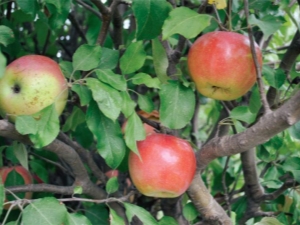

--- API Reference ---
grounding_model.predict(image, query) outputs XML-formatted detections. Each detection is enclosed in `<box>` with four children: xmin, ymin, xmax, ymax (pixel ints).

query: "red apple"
<box><xmin>0</xmin><ymin>166</ymin><xmax>33</xmax><ymax>209</ymax></box>
<box><xmin>105</xmin><ymin>170</ymin><xmax>119</xmax><ymax>178</ymax></box>
<box><xmin>128</xmin><ymin>133</ymin><xmax>196</xmax><ymax>198</ymax></box>
<box><xmin>0</xmin><ymin>55</ymin><xmax>68</xmax><ymax>122</ymax></box>
<box><xmin>187</xmin><ymin>31</ymin><xmax>262</xmax><ymax>101</ymax></box>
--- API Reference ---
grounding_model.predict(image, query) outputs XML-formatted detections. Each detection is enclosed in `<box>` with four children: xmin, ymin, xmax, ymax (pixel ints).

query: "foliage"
<box><xmin>0</xmin><ymin>0</ymin><xmax>300</xmax><ymax>224</ymax></box>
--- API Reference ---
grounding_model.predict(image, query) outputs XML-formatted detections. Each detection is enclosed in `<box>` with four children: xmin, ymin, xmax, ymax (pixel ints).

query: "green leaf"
<box><xmin>124</xmin><ymin>202</ymin><xmax>158</xmax><ymax>225</ymax></box>
<box><xmin>138</xmin><ymin>94</ymin><xmax>155</xmax><ymax>113</ymax></box>
<box><xmin>124</xmin><ymin>112</ymin><xmax>146</xmax><ymax>155</ymax></box>
<box><xmin>230</xmin><ymin>106</ymin><xmax>256</xmax><ymax>124</ymax></box>
<box><xmin>59</xmin><ymin>61</ymin><xmax>81</xmax><ymax>80</ymax></box>
<box><xmin>62</xmin><ymin>107</ymin><xmax>86</xmax><ymax>132</ymax></box>
<box><xmin>249</xmin><ymin>14</ymin><xmax>285</xmax><ymax>40</ymax></box>
<box><xmin>254</xmin><ymin>217</ymin><xmax>284</xmax><ymax>225</ymax></box>
<box><xmin>282</xmin><ymin>157</ymin><xmax>300</xmax><ymax>182</ymax></box>
<box><xmin>132</xmin><ymin>73</ymin><xmax>161</xmax><ymax>89</ymax></box>
<box><xmin>73</xmin><ymin>44</ymin><xmax>102</xmax><ymax>71</ymax></box>
<box><xmin>106</xmin><ymin>177</ymin><xmax>119</xmax><ymax>194</ymax></box>
<box><xmin>162</xmin><ymin>7</ymin><xmax>212</xmax><ymax>40</ymax></box>
<box><xmin>66</xmin><ymin>213</ymin><xmax>92</xmax><ymax>225</ymax></box>
<box><xmin>30</xmin><ymin>160</ymin><xmax>49</xmax><ymax>183</ymax></box>
<box><xmin>159</xmin><ymin>81</ymin><xmax>195</xmax><ymax>129</ymax></box>
<box><xmin>120</xmin><ymin>41</ymin><xmax>146</xmax><ymax>74</ymax></box>
<box><xmin>152</xmin><ymin>38</ymin><xmax>169</xmax><ymax>83</ymax></box>
<box><xmin>289</xmin><ymin>120</ymin><xmax>300</xmax><ymax>139</ymax></box>
<box><xmin>0</xmin><ymin>51</ymin><xmax>6</xmax><ymax>79</ymax></box>
<box><xmin>15</xmin><ymin>115</ymin><xmax>38</xmax><ymax>135</ymax></box>
<box><xmin>249</xmin><ymin>85</ymin><xmax>262</xmax><ymax>114</ymax></box>
<box><xmin>46</xmin><ymin>0</ymin><xmax>71</xmax><ymax>29</ymax></box>
<box><xmin>132</xmin><ymin>0</ymin><xmax>172</xmax><ymax>40</ymax></box>
<box><xmin>120</xmin><ymin>91</ymin><xmax>136</xmax><ymax>118</ymax></box>
<box><xmin>86</xmin><ymin>101</ymin><xmax>126</xmax><ymax>169</ymax></box>
<box><xmin>109</xmin><ymin>207</ymin><xmax>126</xmax><ymax>225</ymax></box>
<box><xmin>263</xmin><ymin>66</ymin><xmax>286</xmax><ymax>89</ymax></box>
<box><xmin>0</xmin><ymin>26</ymin><xmax>15</xmax><ymax>47</ymax></box>
<box><xmin>22</xmin><ymin>197</ymin><xmax>68</xmax><ymax>224</ymax></box>
<box><xmin>73</xmin><ymin>186</ymin><xmax>83</xmax><ymax>195</ymax></box>
<box><xmin>158</xmin><ymin>216</ymin><xmax>178</xmax><ymax>225</ymax></box>
<box><xmin>98</xmin><ymin>47</ymin><xmax>119</xmax><ymax>69</ymax></box>
<box><xmin>183</xmin><ymin>202</ymin><xmax>198</xmax><ymax>221</ymax></box>
<box><xmin>71</xmin><ymin>84</ymin><xmax>92</xmax><ymax>106</ymax></box>
<box><xmin>30</xmin><ymin>104</ymin><xmax>60</xmax><ymax>148</ymax></box>
<box><xmin>5</xmin><ymin>170</ymin><xmax>26</xmax><ymax>200</ymax></box>
<box><xmin>16</xmin><ymin>0</ymin><xmax>37</xmax><ymax>16</ymax></box>
<box><xmin>87</xmin><ymin>78</ymin><xmax>122</xmax><ymax>121</ymax></box>
<box><xmin>264</xmin><ymin>166</ymin><xmax>278</xmax><ymax>181</ymax></box>
<box><xmin>12</xmin><ymin>142</ymin><xmax>28</xmax><ymax>170</ymax></box>
<box><xmin>95</xmin><ymin>69</ymin><xmax>127</xmax><ymax>91</ymax></box>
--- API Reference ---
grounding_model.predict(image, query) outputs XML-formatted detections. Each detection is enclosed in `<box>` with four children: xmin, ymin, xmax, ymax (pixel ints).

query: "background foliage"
<box><xmin>0</xmin><ymin>0</ymin><xmax>300</xmax><ymax>224</ymax></box>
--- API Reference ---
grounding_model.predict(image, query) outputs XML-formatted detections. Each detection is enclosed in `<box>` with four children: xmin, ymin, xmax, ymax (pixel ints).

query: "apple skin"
<box><xmin>128</xmin><ymin>133</ymin><xmax>196</xmax><ymax>198</ymax></box>
<box><xmin>0</xmin><ymin>55</ymin><xmax>68</xmax><ymax>122</ymax></box>
<box><xmin>0</xmin><ymin>166</ymin><xmax>33</xmax><ymax>209</ymax></box>
<box><xmin>187</xmin><ymin>31</ymin><xmax>262</xmax><ymax>101</ymax></box>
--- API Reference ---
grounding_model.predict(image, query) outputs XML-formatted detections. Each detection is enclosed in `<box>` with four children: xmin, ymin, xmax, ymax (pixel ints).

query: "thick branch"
<box><xmin>197</xmin><ymin>89</ymin><xmax>300</xmax><ymax>169</ymax></box>
<box><xmin>0</xmin><ymin>120</ymin><xmax>106</xmax><ymax>200</ymax></box>
<box><xmin>6</xmin><ymin>184</ymin><xmax>75</xmax><ymax>195</ymax></box>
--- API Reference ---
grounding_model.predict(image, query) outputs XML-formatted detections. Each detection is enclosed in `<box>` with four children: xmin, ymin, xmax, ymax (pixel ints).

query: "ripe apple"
<box><xmin>0</xmin><ymin>166</ymin><xmax>33</xmax><ymax>209</ymax></box>
<box><xmin>128</xmin><ymin>133</ymin><xmax>196</xmax><ymax>198</ymax></box>
<box><xmin>187</xmin><ymin>31</ymin><xmax>262</xmax><ymax>101</ymax></box>
<box><xmin>0</xmin><ymin>55</ymin><xmax>68</xmax><ymax>122</ymax></box>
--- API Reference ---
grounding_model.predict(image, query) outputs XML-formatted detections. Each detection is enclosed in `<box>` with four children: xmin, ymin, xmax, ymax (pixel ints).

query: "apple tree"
<box><xmin>0</xmin><ymin>0</ymin><xmax>300</xmax><ymax>224</ymax></box>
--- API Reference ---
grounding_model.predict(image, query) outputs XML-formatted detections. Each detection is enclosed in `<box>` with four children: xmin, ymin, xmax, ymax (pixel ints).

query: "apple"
<box><xmin>187</xmin><ymin>31</ymin><xmax>262</xmax><ymax>101</ymax></box>
<box><xmin>128</xmin><ymin>133</ymin><xmax>196</xmax><ymax>198</ymax></box>
<box><xmin>105</xmin><ymin>169</ymin><xmax>119</xmax><ymax>178</ymax></box>
<box><xmin>0</xmin><ymin>166</ymin><xmax>33</xmax><ymax>209</ymax></box>
<box><xmin>0</xmin><ymin>55</ymin><xmax>68</xmax><ymax>122</ymax></box>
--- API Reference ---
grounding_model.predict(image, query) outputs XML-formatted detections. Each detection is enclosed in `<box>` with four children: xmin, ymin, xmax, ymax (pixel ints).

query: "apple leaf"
<box><xmin>124</xmin><ymin>112</ymin><xmax>146</xmax><ymax>155</ymax></box>
<box><xmin>159</xmin><ymin>81</ymin><xmax>195</xmax><ymax>129</ymax></box>
<box><xmin>183</xmin><ymin>202</ymin><xmax>198</xmax><ymax>222</ymax></box>
<box><xmin>248</xmin><ymin>14</ymin><xmax>285</xmax><ymax>40</ymax></box>
<box><xmin>87</xmin><ymin>78</ymin><xmax>122</xmax><ymax>121</ymax></box>
<box><xmin>132</xmin><ymin>0</ymin><xmax>172</xmax><ymax>40</ymax></box>
<box><xmin>62</xmin><ymin>107</ymin><xmax>85</xmax><ymax>132</ymax></box>
<box><xmin>289</xmin><ymin>120</ymin><xmax>300</xmax><ymax>140</ymax></box>
<box><xmin>152</xmin><ymin>38</ymin><xmax>169</xmax><ymax>84</ymax></box>
<box><xmin>73</xmin><ymin>44</ymin><xmax>102</xmax><ymax>71</ymax></box>
<box><xmin>0</xmin><ymin>26</ymin><xmax>15</xmax><ymax>47</ymax></box>
<box><xmin>230</xmin><ymin>106</ymin><xmax>256</xmax><ymax>124</ymax></box>
<box><xmin>30</xmin><ymin>160</ymin><xmax>49</xmax><ymax>183</ymax></box>
<box><xmin>249</xmin><ymin>85</ymin><xmax>262</xmax><ymax>114</ymax></box>
<box><xmin>120</xmin><ymin>91</ymin><xmax>136</xmax><ymax>118</ymax></box>
<box><xmin>29</xmin><ymin>104</ymin><xmax>60</xmax><ymax>148</ymax></box>
<box><xmin>66</xmin><ymin>213</ymin><xmax>92</xmax><ymax>225</ymax></box>
<box><xmin>16</xmin><ymin>115</ymin><xmax>38</xmax><ymax>135</ymax></box>
<box><xmin>254</xmin><ymin>217</ymin><xmax>284</xmax><ymax>225</ymax></box>
<box><xmin>71</xmin><ymin>84</ymin><xmax>92</xmax><ymax>106</ymax></box>
<box><xmin>98</xmin><ymin>47</ymin><xmax>119</xmax><ymax>69</ymax></box>
<box><xmin>95</xmin><ymin>69</ymin><xmax>127</xmax><ymax>91</ymax></box>
<box><xmin>120</xmin><ymin>41</ymin><xmax>146</xmax><ymax>74</ymax></box>
<box><xmin>12</xmin><ymin>142</ymin><xmax>28</xmax><ymax>170</ymax></box>
<box><xmin>46</xmin><ymin>0</ymin><xmax>71</xmax><ymax>29</ymax></box>
<box><xmin>262</xmin><ymin>66</ymin><xmax>286</xmax><ymax>89</ymax></box>
<box><xmin>86</xmin><ymin>101</ymin><xmax>126</xmax><ymax>169</ymax></box>
<box><xmin>109</xmin><ymin>207</ymin><xmax>126</xmax><ymax>225</ymax></box>
<box><xmin>124</xmin><ymin>202</ymin><xmax>158</xmax><ymax>225</ymax></box>
<box><xmin>22</xmin><ymin>197</ymin><xmax>68</xmax><ymax>224</ymax></box>
<box><xmin>138</xmin><ymin>94</ymin><xmax>155</xmax><ymax>113</ymax></box>
<box><xmin>16</xmin><ymin>0</ymin><xmax>37</xmax><ymax>16</ymax></box>
<box><xmin>132</xmin><ymin>73</ymin><xmax>161</xmax><ymax>89</ymax></box>
<box><xmin>44</xmin><ymin>0</ymin><xmax>64</xmax><ymax>14</ymax></box>
<box><xmin>0</xmin><ymin>51</ymin><xmax>6</xmax><ymax>79</ymax></box>
<box><xmin>106</xmin><ymin>177</ymin><xmax>119</xmax><ymax>194</ymax></box>
<box><xmin>59</xmin><ymin>61</ymin><xmax>81</xmax><ymax>80</ymax></box>
<box><xmin>5</xmin><ymin>170</ymin><xmax>26</xmax><ymax>200</ymax></box>
<box><xmin>162</xmin><ymin>7</ymin><xmax>212</xmax><ymax>40</ymax></box>
<box><xmin>158</xmin><ymin>216</ymin><xmax>178</xmax><ymax>225</ymax></box>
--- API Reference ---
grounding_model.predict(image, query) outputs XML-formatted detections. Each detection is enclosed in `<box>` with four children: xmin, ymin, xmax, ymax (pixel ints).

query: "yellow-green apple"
<box><xmin>0</xmin><ymin>166</ymin><xmax>33</xmax><ymax>209</ymax></box>
<box><xmin>0</xmin><ymin>55</ymin><xmax>68</xmax><ymax>122</ymax></box>
<box><xmin>128</xmin><ymin>133</ymin><xmax>196</xmax><ymax>198</ymax></box>
<box><xmin>187</xmin><ymin>31</ymin><xmax>262</xmax><ymax>101</ymax></box>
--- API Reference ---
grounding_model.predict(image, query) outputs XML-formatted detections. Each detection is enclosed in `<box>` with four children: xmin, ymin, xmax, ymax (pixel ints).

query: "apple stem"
<box><xmin>244</xmin><ymin>0</ymin><xmax>272</xmax><ymax>115</ymax></box>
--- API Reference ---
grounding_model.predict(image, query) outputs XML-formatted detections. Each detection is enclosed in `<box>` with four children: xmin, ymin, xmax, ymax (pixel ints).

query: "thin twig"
<box><xmin>244</xmin><ymin>0</ymin><xmax>271</xmax><ymax>114</ymax></box>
